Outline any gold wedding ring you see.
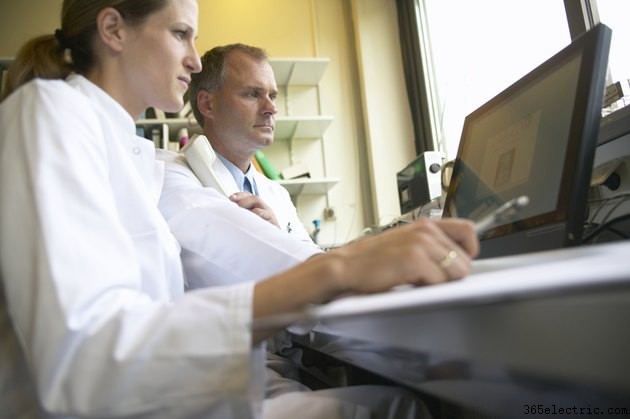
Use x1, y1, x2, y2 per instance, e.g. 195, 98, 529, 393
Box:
439, 250, 458, 269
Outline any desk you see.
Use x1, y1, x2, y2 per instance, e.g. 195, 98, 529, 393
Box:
289, 241, 630, 418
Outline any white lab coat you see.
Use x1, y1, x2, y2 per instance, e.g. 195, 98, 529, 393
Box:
216, 154, 314, 243
0, 76, 266, 418
156, 149, 323, 288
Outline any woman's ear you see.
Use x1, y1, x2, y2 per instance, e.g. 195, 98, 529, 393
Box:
95, 7, 126, 52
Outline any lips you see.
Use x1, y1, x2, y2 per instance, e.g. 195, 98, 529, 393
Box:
254, 122, 274, 131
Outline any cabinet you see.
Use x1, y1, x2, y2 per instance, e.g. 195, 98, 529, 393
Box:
135, 57, 338, 198
268, 57, 338, 197
3, 56, 337, 199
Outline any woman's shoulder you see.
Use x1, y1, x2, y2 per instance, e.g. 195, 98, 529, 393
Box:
2, 77, 90, 111
0, 77, 104, 146
27, 76, 85, 98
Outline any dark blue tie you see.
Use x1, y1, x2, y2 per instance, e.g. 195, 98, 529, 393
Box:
243, 177, 253, 194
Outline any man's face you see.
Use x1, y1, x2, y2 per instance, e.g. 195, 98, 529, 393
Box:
206, 51, 278, 157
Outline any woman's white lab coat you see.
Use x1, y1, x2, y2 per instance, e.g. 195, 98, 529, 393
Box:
0, 76, 266, 418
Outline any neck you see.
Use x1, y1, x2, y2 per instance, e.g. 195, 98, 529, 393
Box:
206, 136, 255, 173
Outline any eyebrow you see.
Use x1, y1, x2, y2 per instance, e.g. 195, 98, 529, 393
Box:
243, 85, 278, 95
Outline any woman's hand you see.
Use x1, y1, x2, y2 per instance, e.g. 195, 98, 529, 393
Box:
330, 217, 479, 295
252, 217, 479, 342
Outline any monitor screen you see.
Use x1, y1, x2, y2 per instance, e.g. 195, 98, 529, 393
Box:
442, 24, 612, 258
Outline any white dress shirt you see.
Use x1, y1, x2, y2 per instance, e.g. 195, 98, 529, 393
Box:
0, 75, 265, 418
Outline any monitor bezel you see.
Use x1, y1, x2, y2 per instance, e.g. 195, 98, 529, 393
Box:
442, 23, 612, 258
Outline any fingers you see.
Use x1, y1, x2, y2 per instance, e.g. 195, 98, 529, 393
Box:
322, 216, 480, 297
433, 218, 480, 258
250, 208, 280, 228
229, 191, 254, 203
414, 238, 470, 285
406, 232, 468, 285
229, 192, 265, 211
229, 192, 280, 228
385, 218, 479, 286
425, 218, 478, 278
334, 219, 476, 293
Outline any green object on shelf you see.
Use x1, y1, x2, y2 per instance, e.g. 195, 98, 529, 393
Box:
254, 150, 281, 180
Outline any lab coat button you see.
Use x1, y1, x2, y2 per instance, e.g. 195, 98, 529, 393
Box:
132, 146, 141, 155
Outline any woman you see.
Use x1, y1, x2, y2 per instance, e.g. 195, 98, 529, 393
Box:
0, 0, 478, 417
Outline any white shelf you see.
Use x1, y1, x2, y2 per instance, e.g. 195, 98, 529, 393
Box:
278, 177, 339, 196
135, 117, 200, 138
269, 58, 329, 86
137, 116, 333, 142
136, 58, 338, 199
274, 115, 333, 140
136, 117, 196, 126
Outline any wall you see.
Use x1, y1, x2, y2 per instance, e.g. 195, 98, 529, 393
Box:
350, 0, 418, 226
0, 0, 63, 55
0, 0, 416, 245
196, 0, 375, 245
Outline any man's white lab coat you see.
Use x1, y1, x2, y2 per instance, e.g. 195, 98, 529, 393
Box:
156, 149, 322, 288
215, 152, 314, 242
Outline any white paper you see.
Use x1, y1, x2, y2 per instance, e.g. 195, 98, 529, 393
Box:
311, 241, 630, 320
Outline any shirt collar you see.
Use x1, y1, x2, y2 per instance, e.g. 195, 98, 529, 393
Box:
216, 153, 258, 195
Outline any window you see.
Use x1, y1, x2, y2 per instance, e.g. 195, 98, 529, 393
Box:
595, 0, 630, 83
420, 1, 571, 159
593, 0, 630, 110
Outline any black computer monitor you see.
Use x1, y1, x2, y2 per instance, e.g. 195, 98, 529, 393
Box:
442, 23, 612, 258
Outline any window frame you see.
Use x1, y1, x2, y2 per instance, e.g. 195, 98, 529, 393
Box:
401, 0, 605, 154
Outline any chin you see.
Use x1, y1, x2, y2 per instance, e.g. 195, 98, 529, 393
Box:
157, 96, 185, 114
164, 101, 185, 114
262, 138, 274, 146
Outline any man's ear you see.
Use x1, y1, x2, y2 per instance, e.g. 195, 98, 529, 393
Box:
95, 7, 126, 52
196, 90, 214, 119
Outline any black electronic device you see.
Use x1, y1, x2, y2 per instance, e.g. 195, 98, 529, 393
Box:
442, 24, 612, 258
397, 151, 444, 214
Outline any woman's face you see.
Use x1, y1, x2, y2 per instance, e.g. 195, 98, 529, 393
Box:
119, 0, 202, 116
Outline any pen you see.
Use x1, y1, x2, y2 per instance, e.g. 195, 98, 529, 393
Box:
474, 195, 530, 236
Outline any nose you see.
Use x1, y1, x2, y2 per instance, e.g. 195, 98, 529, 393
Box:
185, 44, 202, 74
262, 96, 277, 116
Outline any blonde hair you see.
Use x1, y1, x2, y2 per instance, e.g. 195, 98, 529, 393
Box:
1, 0, 168, 102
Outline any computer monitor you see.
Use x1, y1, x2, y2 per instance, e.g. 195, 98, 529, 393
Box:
442, 23, 612, 258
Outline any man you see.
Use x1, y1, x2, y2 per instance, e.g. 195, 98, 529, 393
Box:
193, 43, 310, 241
157, 43, 320, 288
157, 40, 335, 395
155, 44, 439, 418
156, 44, 316, 265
